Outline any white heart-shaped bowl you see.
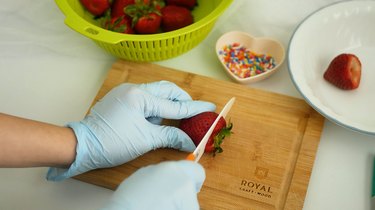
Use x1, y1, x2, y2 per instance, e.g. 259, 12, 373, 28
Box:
216, 31, 285, 84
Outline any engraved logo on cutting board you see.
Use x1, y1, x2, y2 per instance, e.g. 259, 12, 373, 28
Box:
254, 166, 268, 179
239, 167, 273, 199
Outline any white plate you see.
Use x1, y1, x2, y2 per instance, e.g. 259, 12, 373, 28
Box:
288, 1, 375, 135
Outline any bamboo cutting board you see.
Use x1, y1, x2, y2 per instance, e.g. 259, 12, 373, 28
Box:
75, 60, 325, 210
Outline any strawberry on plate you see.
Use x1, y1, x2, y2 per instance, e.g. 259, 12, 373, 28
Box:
323, 53, 362, 90
161, 5, 193, 32
179, 111, 233, 156
111, 0, 135, 18
80, 0, 110, 16
165, 0, 197, 9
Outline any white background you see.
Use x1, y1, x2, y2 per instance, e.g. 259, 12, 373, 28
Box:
0, 0, 374, 209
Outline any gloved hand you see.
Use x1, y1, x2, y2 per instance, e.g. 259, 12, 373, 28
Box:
46, 81, 215, 181
101, 160, 205, 210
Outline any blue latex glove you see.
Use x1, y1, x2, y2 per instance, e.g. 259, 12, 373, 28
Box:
46, 81, 215, 181
101, 160, 205, 210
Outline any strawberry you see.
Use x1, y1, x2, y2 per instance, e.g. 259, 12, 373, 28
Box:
125, 0, 163, 34
161, 5, 193, 32
323, 53, 362, 90
80, 0, 111, 16
150, 0, 166, 11
179, 111, 233, 156
111, 0, 135, 18
133, 13, 162, 34
166, 0, 197, 9
103, 16, 135, 34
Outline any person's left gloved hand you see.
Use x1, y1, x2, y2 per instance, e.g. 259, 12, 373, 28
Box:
46, 81, 215, 181
101, 160, 205, 210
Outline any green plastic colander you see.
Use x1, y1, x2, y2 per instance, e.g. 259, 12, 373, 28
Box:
55, 0, 233, 61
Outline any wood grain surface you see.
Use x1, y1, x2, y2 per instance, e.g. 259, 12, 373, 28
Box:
74, 60, 325, 210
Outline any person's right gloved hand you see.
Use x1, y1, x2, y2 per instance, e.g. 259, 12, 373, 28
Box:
46, 81, 215, 181
101, 160, 205, 210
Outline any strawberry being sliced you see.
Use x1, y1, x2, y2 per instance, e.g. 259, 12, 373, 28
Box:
161, 5, 193, 32
80, 0, 110, 16
179, 111, 233, 156
111, 0, 135, 18
323, 53, 362, 90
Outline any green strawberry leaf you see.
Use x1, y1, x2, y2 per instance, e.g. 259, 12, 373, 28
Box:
212, 121, 233, 156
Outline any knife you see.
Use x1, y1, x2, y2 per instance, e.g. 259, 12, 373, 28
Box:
186, 97, 236, 162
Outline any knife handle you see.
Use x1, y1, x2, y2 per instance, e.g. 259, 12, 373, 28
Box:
186, 153, 196, 161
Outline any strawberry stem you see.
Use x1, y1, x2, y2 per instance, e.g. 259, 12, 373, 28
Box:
124, 0, 162, 27
213, 122, 233, 156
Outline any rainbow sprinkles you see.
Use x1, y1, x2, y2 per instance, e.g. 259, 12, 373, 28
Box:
218, 43, 277, 79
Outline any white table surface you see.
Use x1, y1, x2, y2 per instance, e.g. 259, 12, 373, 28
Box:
1, 0, 374, 209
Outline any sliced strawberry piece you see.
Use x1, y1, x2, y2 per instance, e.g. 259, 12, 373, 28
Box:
323, 53, 362, 90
